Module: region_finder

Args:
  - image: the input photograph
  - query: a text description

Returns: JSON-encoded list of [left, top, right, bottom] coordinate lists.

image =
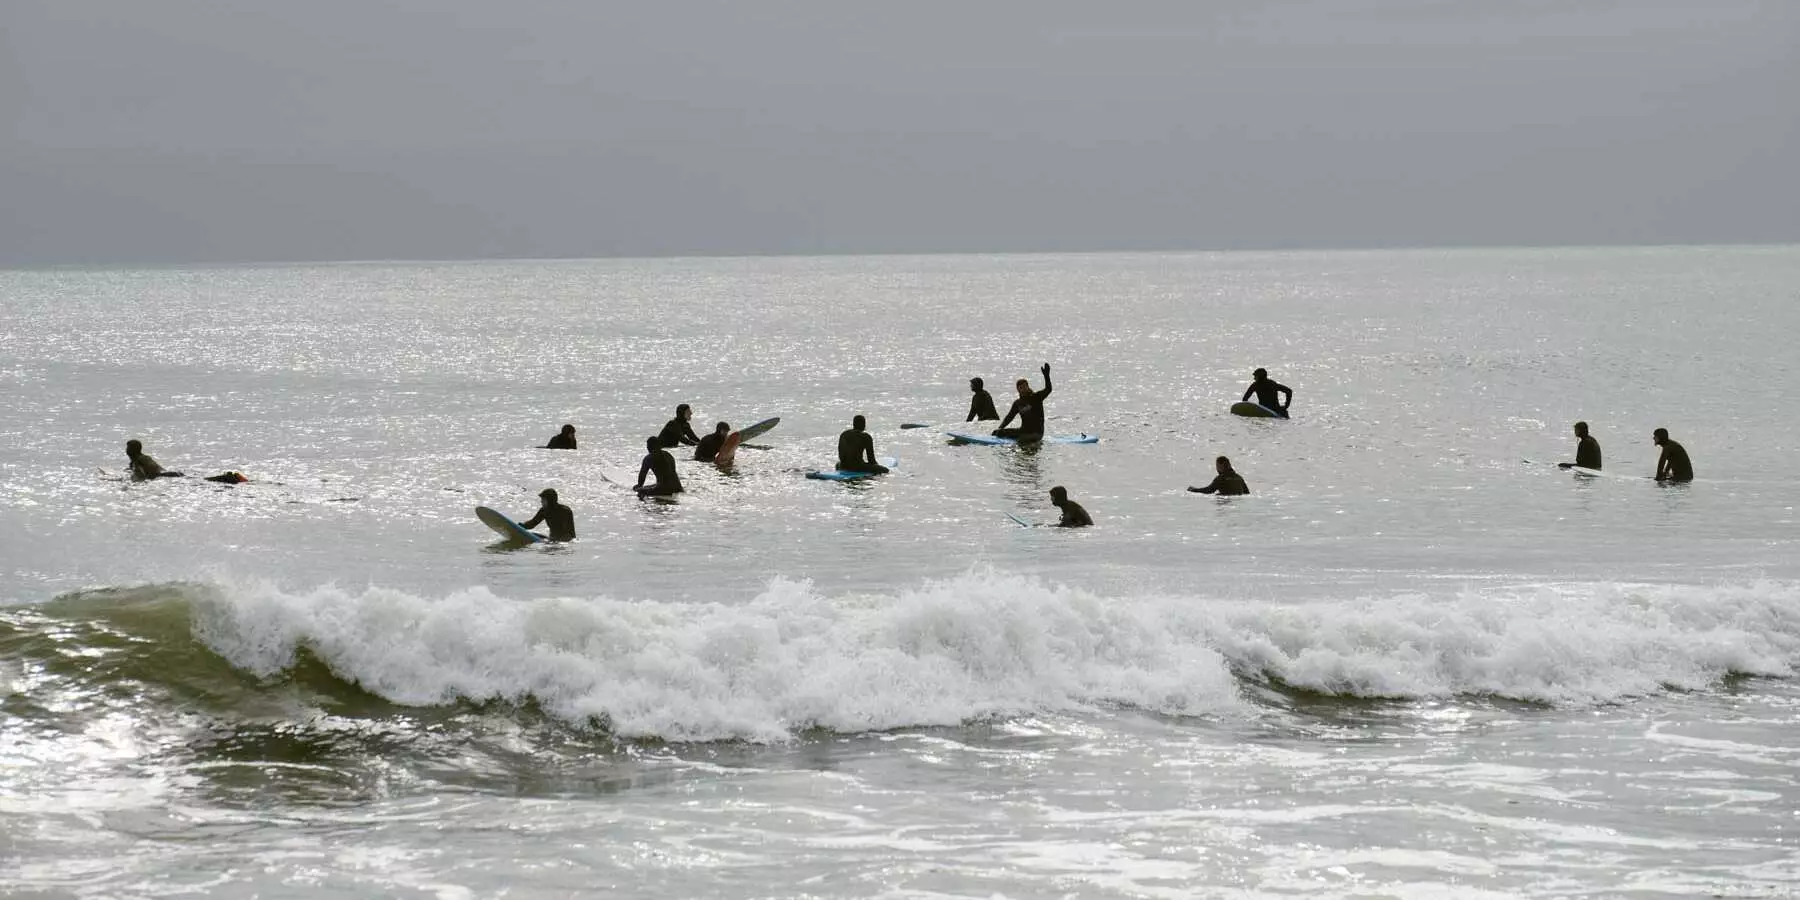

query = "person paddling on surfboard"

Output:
[[967, 378, 1000, 422], [544, 424, 577, 450], [636, 436, 685, 497], [1653, 428, 1693, 483], [1557, 421, 1601, 470], [1189, 456, 1250, 495], [657, 404, 700, 448], [837, 415, 891, 474], [519, 488, 575, 541], [695, 422, 731, 462], [125, 439, 247, 484], [994, 363, 1053, 440], [1242, 368, 1291, 418], [1049, 485, 1093, 527]]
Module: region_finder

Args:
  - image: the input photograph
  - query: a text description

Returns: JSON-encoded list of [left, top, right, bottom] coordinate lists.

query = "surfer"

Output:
[[966, 377, 999, 422], [1242, 368, 1292, 417], [1557, 421, 1601, 470], [1049, 485, 1093, 528], [837, 415, 890, 474], [544, 424, 577, 450], [1188, 456, 1250, 495], [519, 488, 576, 541], [125, 440, 247, 484], [1653, 428, 1693, 483], [635, 436, 685, 496], [695, 422, 731, 462], [657, 404, 700, 448], [994, 363, 1053, 440]]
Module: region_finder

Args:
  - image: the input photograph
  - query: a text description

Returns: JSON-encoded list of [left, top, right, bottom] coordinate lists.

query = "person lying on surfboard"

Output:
[[544, 424, 577, 450], [837, 415, 891, 474], [657, 404, 701, 448], [519, 488, 576, 541], [695, 422, 731, 462], [1557, 421, 1601, 470], [636, 436, 685, 497], [1189, 456, 1250, 495], [125, 439, 248, 484], [1049, 485, 1093, 527], [1242, 368, 1291, 417], [994, 363, 1052, 440], [967, 377, 999, 422]]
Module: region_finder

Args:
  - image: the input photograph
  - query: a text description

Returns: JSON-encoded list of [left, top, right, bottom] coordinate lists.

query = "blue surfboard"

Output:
[[806, 457, 899, 481], [476, 506, 543, 543], [944, 432, 1099, 446]]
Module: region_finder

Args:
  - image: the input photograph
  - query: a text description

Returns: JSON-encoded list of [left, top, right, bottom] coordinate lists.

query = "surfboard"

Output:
[[1231, 401, 1285, 418], [475, 506, 543, 543], [713, 432, 742, 467], [1006, 512, 1035, 528], [943, 432, 1100, 446], [805, 457, 899, 481], [735, 417, 780, 443]]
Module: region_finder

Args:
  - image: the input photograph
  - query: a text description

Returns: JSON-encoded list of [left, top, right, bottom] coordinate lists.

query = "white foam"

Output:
[[185, 573, 1800, 741]]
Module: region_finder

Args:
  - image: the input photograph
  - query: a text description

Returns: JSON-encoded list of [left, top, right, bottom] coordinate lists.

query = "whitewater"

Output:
[[3, 247, 1798, 897]]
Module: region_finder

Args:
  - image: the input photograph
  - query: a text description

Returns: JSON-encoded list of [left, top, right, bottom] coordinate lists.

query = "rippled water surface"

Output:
[[3, 247, 1798, 897]]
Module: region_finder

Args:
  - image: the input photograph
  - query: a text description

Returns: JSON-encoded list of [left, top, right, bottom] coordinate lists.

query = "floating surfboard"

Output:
[[735, 417, 780, 442], [1231, 401, 1285, 418], [713, 432, 742, 467], [943, 432, 1099, 446], [475, 506, 543, 543], [805, 457, 899, 481], [1006, 512, 1036, 527]]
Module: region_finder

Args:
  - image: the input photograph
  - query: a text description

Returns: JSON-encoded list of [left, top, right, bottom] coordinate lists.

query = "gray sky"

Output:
[[3, 0, 1797, 265]]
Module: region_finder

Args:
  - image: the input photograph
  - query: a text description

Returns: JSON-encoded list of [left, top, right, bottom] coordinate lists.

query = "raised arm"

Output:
[[1038, 363, 1052, 399]]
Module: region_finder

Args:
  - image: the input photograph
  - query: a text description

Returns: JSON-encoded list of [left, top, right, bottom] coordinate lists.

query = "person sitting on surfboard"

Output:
[[1189, 456, 1250, 495], [695, 422, 731, 462], [994, 363, 1053, 440], [544, 424, 577, 450], [1653, 428, 1693, 483], [657, 404, 701, 448], [967, 377, 999, 422], [1557, 422, 1601, 470], [1049, 485, 1093, 528], [1242, 368, 1291, 418], [125, 439, 248, 484], [519, 488, 575, 541], [636, 436, 685, 496], [837, 415, 891, 474]]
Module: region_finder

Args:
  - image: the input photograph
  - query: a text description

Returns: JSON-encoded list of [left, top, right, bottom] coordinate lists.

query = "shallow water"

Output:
[[3, 246, 1798, 897]]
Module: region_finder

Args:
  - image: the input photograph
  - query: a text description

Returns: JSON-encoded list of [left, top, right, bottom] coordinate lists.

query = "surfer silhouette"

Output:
[[837, 415, 890, 474], [544, 424, 577, 449], [1242, 368, 1291, 417], [636, 436, 685, 496], [1653, 428, 1693, 483], [695, 422, 731, 462], [125, 439, 246, 484], [1049, 485, 1093, 527], [1558, 421, 1601, 470], [1189, 456, 1250, 495], [994, 363, 1053, 440], [657, 404, 700, 448], [519, 488, 576, 541], [967, 377, 999, 422]]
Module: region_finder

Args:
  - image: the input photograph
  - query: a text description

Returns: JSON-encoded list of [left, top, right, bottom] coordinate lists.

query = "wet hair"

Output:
[[1574, 421, 1588, 435], [676, 403, 691, 417], [1216, 455, 1233, 469], [646, 436, 661, 451], [1016, 378, 1031, 392], [539, 488, 558, 501], [126, 439, 143, 454], [715, 421, 730, 434], [970, 377, 984, 389], [853, 414, 866, 430], [560, 424, 576, 434], [1253, 368, 1268, 379], [1654, 427, 1669, 440], [1049, 485, 1068, 501]]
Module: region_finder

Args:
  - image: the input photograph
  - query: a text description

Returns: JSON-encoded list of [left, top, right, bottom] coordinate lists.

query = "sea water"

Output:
[[2, 246, 1797, 897]]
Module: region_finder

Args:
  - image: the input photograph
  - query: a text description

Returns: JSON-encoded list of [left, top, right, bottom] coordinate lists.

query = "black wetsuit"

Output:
[[637, 448, 684, 495], [1054, 499, 1094, 528], [1574, 435, 1601, 470], [1190, 472, 1249, 496], [545, 432, 577, 450], [128, 454, 179, 481], [521, 502, 576, 541], [694, 431, 727, 462], [1243, 379, 1291, 417], [658, 417, 699, 448], [996, 373, 1053, 439], [967, 389, 999, 422], [1656, 439, 1693, 483], [837, 429, 888, 474]]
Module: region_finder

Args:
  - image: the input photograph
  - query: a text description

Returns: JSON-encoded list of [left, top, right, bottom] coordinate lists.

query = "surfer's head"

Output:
[[1016, 378, 1031, 396], [539, 488, 558, 503], [714, 421, 730, 435], [1253, 368, 1268, 381], [646, 436, 661, 452], [1049, 485, 1068, 505], [125, 439, 143, 457], [1574, 421, 1588, 437], [970, 377, 984, 391], [560, 424, 575, 437], [1653, 427, 1669, 445], [852, 415, 866, 431], [1216, 455, 1234, 474], [676, 403, 691, 420]]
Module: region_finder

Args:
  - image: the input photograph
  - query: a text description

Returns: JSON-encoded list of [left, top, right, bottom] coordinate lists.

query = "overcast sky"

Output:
[[3, 0, 1797, 265]]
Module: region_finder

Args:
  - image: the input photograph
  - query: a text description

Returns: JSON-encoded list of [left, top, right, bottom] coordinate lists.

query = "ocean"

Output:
[[2, 246, 1797, 897]]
